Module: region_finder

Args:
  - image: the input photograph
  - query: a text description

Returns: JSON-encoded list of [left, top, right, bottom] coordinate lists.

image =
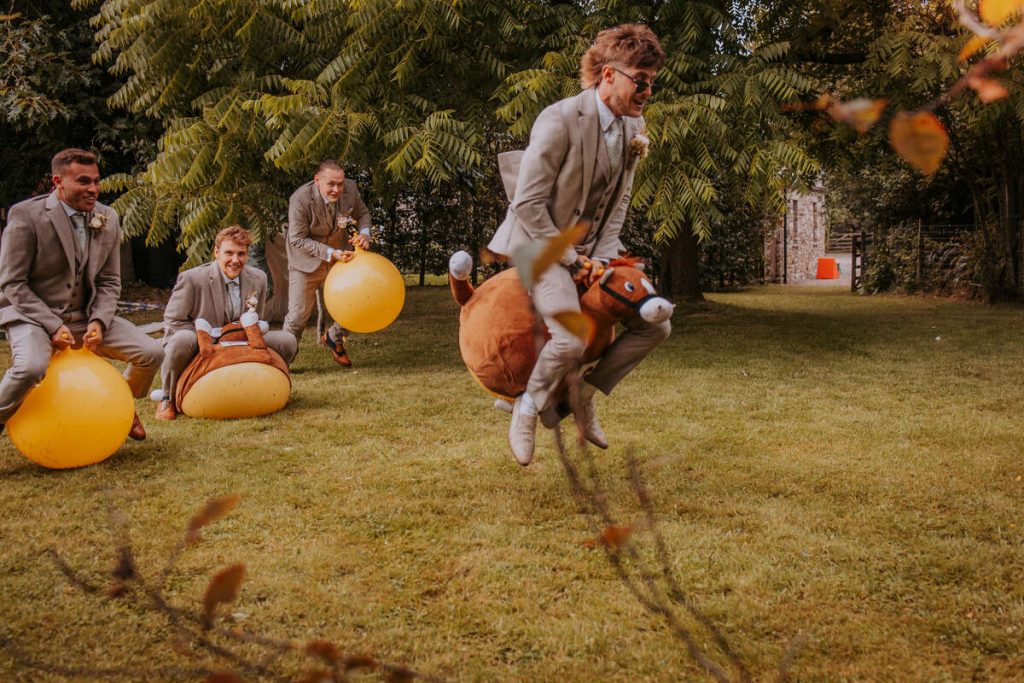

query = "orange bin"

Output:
[[816, 257, 839, 279]]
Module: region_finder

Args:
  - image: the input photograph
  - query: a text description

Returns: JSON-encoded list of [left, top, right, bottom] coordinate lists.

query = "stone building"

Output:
[[764, 184, 828, 283]]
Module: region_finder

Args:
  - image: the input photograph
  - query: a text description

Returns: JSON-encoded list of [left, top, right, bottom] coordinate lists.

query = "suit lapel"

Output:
[[83, 212, 104, 281], [207, 262, 227, 323], [45, 193, 77, 275], [595, 123, 610, 182], [310, 183, 329, 233], [579, 90, 598, 215]]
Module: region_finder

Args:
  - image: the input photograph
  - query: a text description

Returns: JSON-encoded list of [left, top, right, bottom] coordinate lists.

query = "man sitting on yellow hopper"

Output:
[[154, 226, 297, 420]]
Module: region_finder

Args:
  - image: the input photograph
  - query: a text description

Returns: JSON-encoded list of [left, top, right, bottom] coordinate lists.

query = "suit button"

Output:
[[574, 209, 581, 216], [66, 284, 72, 289]]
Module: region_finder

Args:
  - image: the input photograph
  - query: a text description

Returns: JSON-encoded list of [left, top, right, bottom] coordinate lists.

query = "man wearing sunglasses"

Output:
[[489, 24, 671, 466]]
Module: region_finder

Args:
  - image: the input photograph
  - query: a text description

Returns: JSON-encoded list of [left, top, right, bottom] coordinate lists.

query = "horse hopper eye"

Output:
[[624, 282, 635, 293]]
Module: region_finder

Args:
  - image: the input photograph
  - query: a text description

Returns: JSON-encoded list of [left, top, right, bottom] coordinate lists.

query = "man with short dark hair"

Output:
[[283, 160, 371, 366], [489, 24, 671, 465], [0, 148, 163, 440], [155, 225, 297, 420]]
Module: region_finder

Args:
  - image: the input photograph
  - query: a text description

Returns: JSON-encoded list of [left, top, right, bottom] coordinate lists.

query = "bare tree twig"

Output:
[[0, 637, 218, 679], [43, 547, 101, 594], [15, 496, 444, 683], [626, 456, 752, 682], [552, 425, 735, 683]]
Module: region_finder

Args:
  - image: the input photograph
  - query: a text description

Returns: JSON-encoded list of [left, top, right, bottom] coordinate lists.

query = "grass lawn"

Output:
[[0, 285, 1022, 681]]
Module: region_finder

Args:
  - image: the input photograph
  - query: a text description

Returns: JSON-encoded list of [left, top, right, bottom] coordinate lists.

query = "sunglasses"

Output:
[[611, 66, 655, 94]]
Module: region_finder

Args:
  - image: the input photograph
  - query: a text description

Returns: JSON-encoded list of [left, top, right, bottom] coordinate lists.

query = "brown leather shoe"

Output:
[[128, 412, 147, 441], [155, 399, 176, 421], [322, 333, 352, 367]]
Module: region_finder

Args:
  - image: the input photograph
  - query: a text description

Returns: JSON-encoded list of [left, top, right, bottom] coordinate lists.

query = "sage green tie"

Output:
[[607, 118, 624, 176], [227, 281, 240, 320], [71, 213, 88, 254]]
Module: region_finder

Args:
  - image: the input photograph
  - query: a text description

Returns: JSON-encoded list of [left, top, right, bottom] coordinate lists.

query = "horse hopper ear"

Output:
[[599, 268, 615, 286]]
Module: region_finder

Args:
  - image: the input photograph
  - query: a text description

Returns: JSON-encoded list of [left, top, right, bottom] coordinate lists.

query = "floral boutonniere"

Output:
[[244, 293, 259, 314], [335, 213, 357, 232], [88, 212, 108, 231], [629, 124, 651, 161]]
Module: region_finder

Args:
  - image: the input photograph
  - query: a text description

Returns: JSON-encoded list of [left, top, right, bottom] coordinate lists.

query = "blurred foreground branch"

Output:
[[553, 381, 802, 682], [2, 495, 441, 683]]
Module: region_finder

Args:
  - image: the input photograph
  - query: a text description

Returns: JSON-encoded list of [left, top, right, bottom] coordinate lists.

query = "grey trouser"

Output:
[[527, 264, 671, 412], [160, 329, 297, 408], [0, 318, 164, 423], [282, 263, 345, 342]]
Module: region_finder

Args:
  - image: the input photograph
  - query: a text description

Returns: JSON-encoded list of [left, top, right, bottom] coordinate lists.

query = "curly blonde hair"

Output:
[[214, 225, 254, 250], [580, 24, 665, 89]]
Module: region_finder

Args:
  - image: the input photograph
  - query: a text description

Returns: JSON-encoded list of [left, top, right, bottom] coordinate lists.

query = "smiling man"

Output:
[[155, 226, 297, 420], [0, 148, 164, 440], [283, 159, 371, 366], [488, 24, 671, 465]]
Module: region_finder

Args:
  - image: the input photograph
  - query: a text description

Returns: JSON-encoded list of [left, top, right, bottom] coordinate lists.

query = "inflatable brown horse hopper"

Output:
[[448, 250, 674, 430], [173, 304, 291, 419]]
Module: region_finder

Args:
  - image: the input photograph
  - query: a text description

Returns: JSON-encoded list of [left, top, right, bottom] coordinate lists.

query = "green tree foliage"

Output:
[[77, 0, 527, 265], [0, 1, 155, 210], [77, 0, 820, 298]]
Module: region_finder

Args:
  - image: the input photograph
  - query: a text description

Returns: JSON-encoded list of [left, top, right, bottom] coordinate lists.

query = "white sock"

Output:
[[519, 391, 538, 416], [580, 382, 598, 403]]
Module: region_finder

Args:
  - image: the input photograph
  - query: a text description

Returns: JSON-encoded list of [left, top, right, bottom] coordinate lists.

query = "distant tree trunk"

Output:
[[660, 229, 704, 302], [263, 226, 289, 323], [999, 169, 1022, 299]]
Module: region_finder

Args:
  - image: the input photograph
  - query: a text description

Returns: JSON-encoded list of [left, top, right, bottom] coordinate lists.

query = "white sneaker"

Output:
[[579, 398, 608, 449], [508, 394, 538, 465]]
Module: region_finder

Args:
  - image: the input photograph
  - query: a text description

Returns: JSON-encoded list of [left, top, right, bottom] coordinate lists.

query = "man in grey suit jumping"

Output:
[[0, 148, 163, 440], [488, 24, 671, 465], [154, 225, 297, 420], [283, 159, 371, 366]]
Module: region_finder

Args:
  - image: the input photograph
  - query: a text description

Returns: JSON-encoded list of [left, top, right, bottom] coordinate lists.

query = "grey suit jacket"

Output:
[[489, 88, 643, 263], [286, 179, 371, 273], [0, 192, 121, 335], [162, 262, 268, 337]]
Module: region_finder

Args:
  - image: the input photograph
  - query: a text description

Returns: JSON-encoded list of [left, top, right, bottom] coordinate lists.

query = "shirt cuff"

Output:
[[359, 228, 371, 239], [325, 247, 334, 262]]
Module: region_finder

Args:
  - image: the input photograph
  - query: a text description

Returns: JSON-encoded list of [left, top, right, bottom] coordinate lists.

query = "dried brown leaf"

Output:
[[385, 667, 416, 683], [344, 654, 379, 671], [599, 524, 634, 549], [967, 75, 1009, 102], [478, 247, 500, 265], [826, 98, 888, 133], [514, 223, 588, 288], [980, 0, 1024, 26], [112, 547, 135, 581], [187, 494, 241, 544], [203, 564, 246, 627], [305, 640, 340, 665], [205, 673, 245, 683], [552, 311, 593, 342], [781, 94, 832, 113], [888, 112, 949, 176], [959, 35, 992, 62], [295, 672, 332, 683]]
